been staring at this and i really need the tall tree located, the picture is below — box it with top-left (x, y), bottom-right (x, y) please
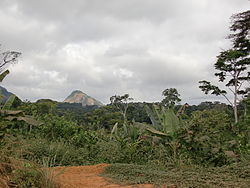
top-left (110, 94), bottom-right (133, 123)
top-left (161, 88), bottom-right (181, 108)
top-left (199, 10), bottom-right (250, 123)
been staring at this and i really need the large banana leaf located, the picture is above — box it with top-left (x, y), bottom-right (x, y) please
top-left (161, 108), bottom-right (180, 133)
top-left (145, 104), bottom-right (180, 135)
top-left (126, 123), bottom-right (141, 141)
top-left (4, 115), bottom-right (42, 126)
top-left (110, 122), bottom-right (144, 142)
top-left (111, 122), bottom-right (118, 136)
top-left (145, 105), bottom-right (162, 130)
top-left (110, 122), bottom-right (119, 140)
top-left (0, 70), bottom-right (10, 82)
top-left (2, 94), bottom-right (16, 110)
top-left (0, 95), bottom-right (42, 128)
top-left (0, 110), bottom-right (23, 116)
top-left (146, 127), bottom-right (168, 136)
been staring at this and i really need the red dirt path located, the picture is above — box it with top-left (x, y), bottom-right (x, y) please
top-left (52, 164), bottom-right (164, 188)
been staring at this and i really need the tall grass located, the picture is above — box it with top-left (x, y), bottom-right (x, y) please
top-left (0, 136), bottom-right (59, 188)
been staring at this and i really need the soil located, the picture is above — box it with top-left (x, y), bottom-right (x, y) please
top-left (52, 164), bottom-right (166, 188)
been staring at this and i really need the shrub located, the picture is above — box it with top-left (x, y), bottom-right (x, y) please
top-left (180, 110), bottom-right (238, 166)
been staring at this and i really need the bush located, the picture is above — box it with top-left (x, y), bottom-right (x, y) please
top-left (7, 137), bottom-right (88, 166)
top-left (179, 110), bottom-right (238, 166)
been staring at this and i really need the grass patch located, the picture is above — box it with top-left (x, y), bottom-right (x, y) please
top-left (0, 136), bottom-right (60, 188)
top-left (102, 162), bottom-right (250, 187)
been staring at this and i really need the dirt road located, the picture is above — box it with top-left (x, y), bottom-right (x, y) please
top-left (53, 164), bottom-right (160, 188)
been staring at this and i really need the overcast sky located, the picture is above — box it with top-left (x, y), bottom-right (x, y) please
top-left (0, 0), bottom-right (249, 104)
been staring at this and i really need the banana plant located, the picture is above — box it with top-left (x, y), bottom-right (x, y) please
top-left (0, 70), bottom-right (42, 138)
top-left (110, 122), bottom-right (141, 143)
top-left (2, 94), bottom-right (16, 110)
top-left (144, 104), bottom-right (187, 164)
top-left (0, 70), bottom-right (9, 82)
top-left (145, 104), bottom-right (181, 137)
top-left (110, 104), bottom-right (182, 142)
top-left (0, 94), bottom-right (42, 138)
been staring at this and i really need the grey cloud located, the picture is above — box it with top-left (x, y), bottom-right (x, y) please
top-left (0, 0), bottom-right (249, 104)
top-left (15, 0), bottom-right (180, 23)
top-left (105, 45), bottom-right (149, 57)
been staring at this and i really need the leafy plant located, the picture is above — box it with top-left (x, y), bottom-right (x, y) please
top-left (145, 104), bottom-right (181, 137)
top-left (0, 96), bottom-right (42, 138)
top-left (181, 109), bottom-right (239, 166)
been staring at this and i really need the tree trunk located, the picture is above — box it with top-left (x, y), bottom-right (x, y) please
top-left (234, 103), bottom-right (238, 124)
top-left (234, 75), bottom-right (238, 124)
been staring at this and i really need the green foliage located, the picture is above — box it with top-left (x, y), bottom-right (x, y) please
top-left (198, 11), bottom-right (250, 124)
top-left (0, 65), bottom-right (42, 139)
top-left (109, 121), bottom-right (144, 155)
top-left (39, 114), bottom-right (78, 140)
top-left (102, 162), bottom-right (250, 187)
top-left (110, 94), bottom-right (133, 122)
top-left (110, 94), bottom-right (133, 105)
top-left (38, 114), bottom-right (98, 146)
top-left (85, 105), bottom-right (123, 130)
top-left (56, 102), bottom-right (98, 125)
top-left (180, 110), bottom-right (238, 166)
top-left (11, 165), bottom-right (47, 188)
top-left (237, 95), bottom-right (250, 157)
top-left (0, 70), bottom-right (9, 82)
top-left (161, 88), bottom-right (181, 107)
top-left (21, 100), bottom-right (57, 117)
top-left (145, 104), bottom-right (181, 136)
top-left (19, 138), bottom-right (90, 166)
top-left (199, 80), bottom-right (227, 96)
top-left (229, 10), bottom-right (250, 54)
top-left (14, 164), bottom-right (57, 188)
top-left (126, 102), bottom-right (151, 123)
top-left (0, 98), bottom-right (41, 139)
top-left (0, 137), bottom-right (57, 188)
top-left (1, 93), bottom-right (249, 169)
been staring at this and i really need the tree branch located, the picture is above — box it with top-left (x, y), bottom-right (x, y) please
top-left (228, 87), bottom-right (235, 94)
top-left (222, 93), bottom-right (233, 106)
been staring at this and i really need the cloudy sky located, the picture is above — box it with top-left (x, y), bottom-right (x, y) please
top-left (0, 0), bottom-right (249, 104)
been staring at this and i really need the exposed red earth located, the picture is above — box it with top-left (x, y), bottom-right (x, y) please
top-left (52, 164), bottom-right (171, 188)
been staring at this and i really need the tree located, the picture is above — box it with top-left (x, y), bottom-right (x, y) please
top-left (199, 10), bottom-right (250, 123)
top-left (0, 46), bottom-right (21, 73)
top-left (161, 88), bottom-right (181, 108)
top-left (110, 94), bottom-right (133, 123)
top-left (0, 46), bottom-right (21, 82)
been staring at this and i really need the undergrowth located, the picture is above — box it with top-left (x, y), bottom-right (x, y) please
top-left (0, 137), bottom-right (59, 188)
top-left (102, 162), bottom-right (250, 188)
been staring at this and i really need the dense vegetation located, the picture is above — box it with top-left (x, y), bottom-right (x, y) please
top-left (0, 10), bottom-right (249, 187)
top-left (0, 88), bottom-right (249, 187)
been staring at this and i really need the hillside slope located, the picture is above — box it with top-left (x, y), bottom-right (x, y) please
top-left (0, 86), bottom-right (14, 103)
top-left (64, 90), bottom-right (103, 107)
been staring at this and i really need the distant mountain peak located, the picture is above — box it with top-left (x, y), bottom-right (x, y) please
top-left (64, 90), bottom-right (103, 107)
top-left (71, 90), bottom-right (84, 94)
